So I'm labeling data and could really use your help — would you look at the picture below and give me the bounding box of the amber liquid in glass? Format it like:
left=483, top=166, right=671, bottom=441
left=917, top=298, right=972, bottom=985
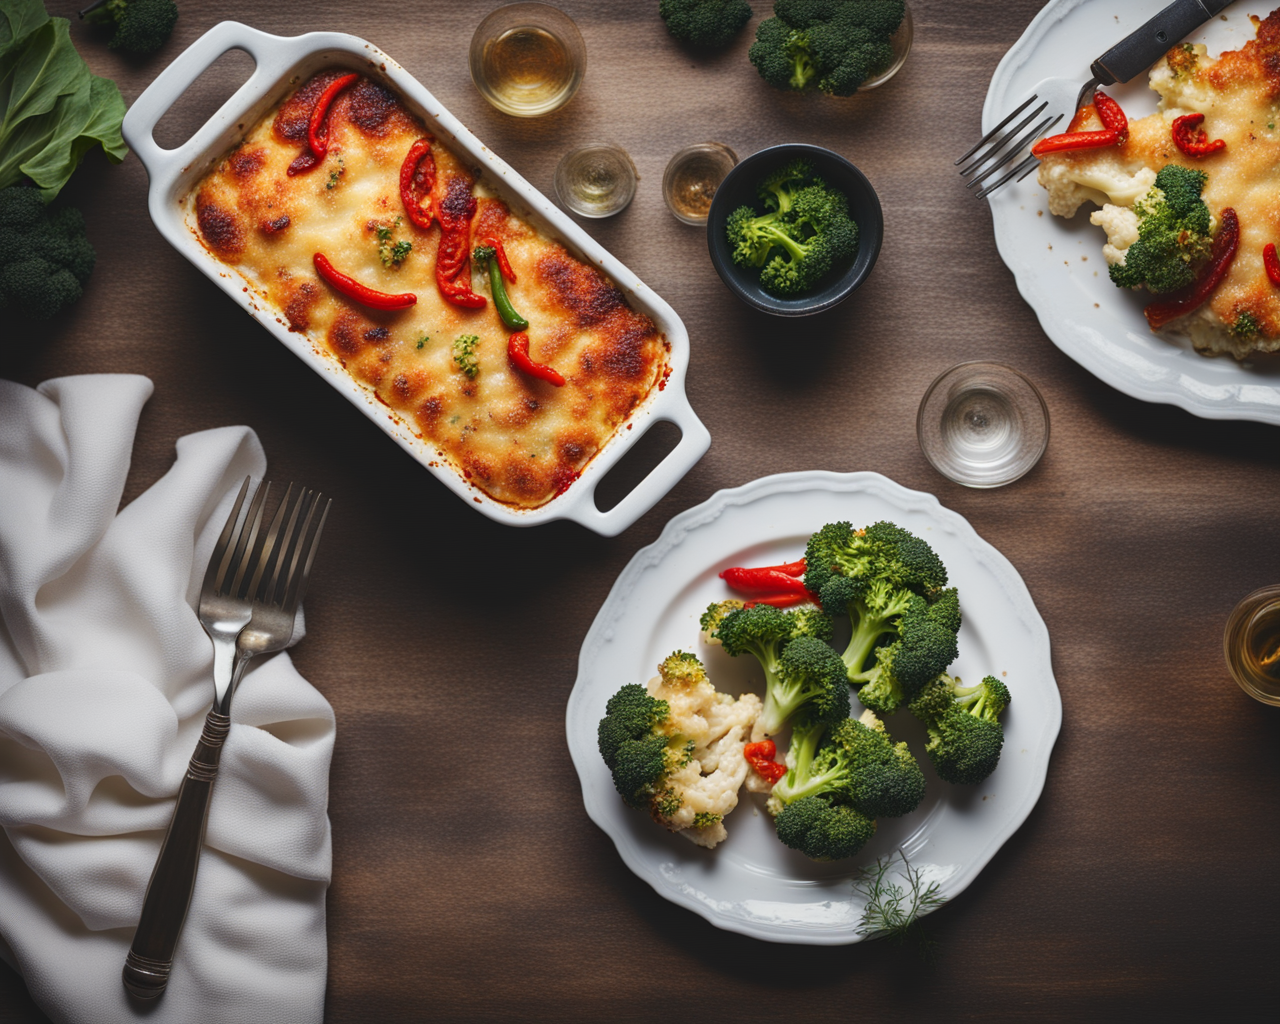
left=1243, top=603, right=1280, bottom=681
left=667, top=155, right=725, bottom=221
left=481, top=27, right=574, bottom=113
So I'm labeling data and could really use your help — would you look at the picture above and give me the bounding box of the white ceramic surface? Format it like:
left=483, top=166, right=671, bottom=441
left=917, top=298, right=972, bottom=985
left=122, top=22, right=709, bottom=536
left=565, top=471, right=1061, bottom=944
left=985, top=0, right=1280, bottom=424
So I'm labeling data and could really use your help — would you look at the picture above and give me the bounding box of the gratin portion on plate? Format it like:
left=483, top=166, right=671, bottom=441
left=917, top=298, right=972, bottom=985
left=190, top=70, right=668, bottom=509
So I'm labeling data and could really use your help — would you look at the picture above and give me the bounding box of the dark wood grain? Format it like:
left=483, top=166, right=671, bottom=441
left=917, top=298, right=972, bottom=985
left=4, top=1, right=1280, bottom=1020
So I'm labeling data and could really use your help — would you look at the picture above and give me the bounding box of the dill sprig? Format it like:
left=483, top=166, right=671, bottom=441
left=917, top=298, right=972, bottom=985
left=852, top=850, right=947, bottom=956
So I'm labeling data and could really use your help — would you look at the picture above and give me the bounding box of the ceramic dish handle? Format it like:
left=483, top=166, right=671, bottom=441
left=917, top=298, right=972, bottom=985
left=123, top=21, right=297, bottom=176
left=559, top=391, right=710, bottom=537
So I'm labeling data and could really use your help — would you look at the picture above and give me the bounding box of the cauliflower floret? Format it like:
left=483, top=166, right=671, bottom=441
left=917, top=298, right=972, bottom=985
left=645, top=658, right=761, bottom=849
left=1089, top=204, right=1141, bottom=266
left=1038, top=157, right=1157, bottom=218
left=1150, top=44, right=1216, bottom=117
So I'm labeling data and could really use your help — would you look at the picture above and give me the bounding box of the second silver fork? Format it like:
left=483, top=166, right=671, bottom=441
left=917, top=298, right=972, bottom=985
left=122, top=479, right=330, bottom=1001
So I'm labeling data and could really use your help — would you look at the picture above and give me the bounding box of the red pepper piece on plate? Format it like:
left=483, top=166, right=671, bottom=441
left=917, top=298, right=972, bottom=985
left=744, top=593, right=810, bottom=609
left=507, top=332, right=565, bottom=386
left=1092, top=90, right=1129, bottom=143
left=313, top=252, right=417, bottom=311
left=1172, top=113, right=1225, bottom=158
left=400, top=138, right=437, bottom=231
left=744, top=740, right=788, bottom=785
left=720, top=566, right=810, bottom=598
left=1264, top=243, right=1280, bottom=287
left=1144, top=207, right=1238, bottom=329
left=435, top=177, right=487, bottom=309
left=1031, top=128, right=1121, bottom=158
left=288, top=72, right=358, bottom=176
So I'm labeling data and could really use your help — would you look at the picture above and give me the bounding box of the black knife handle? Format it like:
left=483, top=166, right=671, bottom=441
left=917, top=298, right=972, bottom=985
left=1091, top=0, right=1234, bottom=85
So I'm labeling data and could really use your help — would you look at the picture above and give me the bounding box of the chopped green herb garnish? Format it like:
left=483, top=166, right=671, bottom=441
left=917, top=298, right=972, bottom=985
left=326, top=157, right=345, bottom=190
left=376, top=217, right=410, bottom=266
left=452, top=334, right=480, bottom=378
left=416, top=335, right=429, bottom=350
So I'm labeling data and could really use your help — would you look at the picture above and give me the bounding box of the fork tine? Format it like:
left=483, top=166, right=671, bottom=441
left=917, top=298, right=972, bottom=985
left=203, top=477, right=251, bottom=595
left=245, top=483, right=294, bottom=601
left=958, top=104, right=1049, bottom=176
left=264, top=488, right=312, bottom=606
left=976, top=152, right=1044, bottom=200
left=228, top=481, right=270, bottom=597
left=282, top=496, right=330, bottom=615
left=965, top=113, right=1061, bottom=189
left=215, top=479, right=265, bottom=595
left=954, top=93, right=1041, bottom=165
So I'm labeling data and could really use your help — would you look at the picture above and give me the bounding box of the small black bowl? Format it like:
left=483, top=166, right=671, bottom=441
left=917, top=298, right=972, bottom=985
left=706, top=143, right=884, bottom=317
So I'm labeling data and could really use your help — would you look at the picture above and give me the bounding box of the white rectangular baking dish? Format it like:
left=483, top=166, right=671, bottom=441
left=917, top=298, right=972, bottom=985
left=122, top=21, right=709, bottom=536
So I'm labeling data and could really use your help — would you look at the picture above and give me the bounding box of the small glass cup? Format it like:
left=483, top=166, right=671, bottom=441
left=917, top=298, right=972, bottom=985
left=554, top=144, right=638, bottom=218
left=917, top=361, right=1049, bottom=488
left=1224, top=585, right=1280, bottom=706
left=662, top=143, right=738, bottom=226
left=860, top=2, right=913, bottom=91
left=469, top=3, right=586, bottom=117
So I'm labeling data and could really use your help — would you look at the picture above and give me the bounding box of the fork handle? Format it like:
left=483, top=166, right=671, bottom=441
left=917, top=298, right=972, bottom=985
left=1091, top=0, right=1233, bottom=86
left=122, top=709, right=231, bottom=1000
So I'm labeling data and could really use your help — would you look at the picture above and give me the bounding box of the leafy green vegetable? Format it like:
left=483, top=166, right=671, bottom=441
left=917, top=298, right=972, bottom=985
left=1, top=0, right=128, bottom=201
left=853, top=851, right=947, bottom=952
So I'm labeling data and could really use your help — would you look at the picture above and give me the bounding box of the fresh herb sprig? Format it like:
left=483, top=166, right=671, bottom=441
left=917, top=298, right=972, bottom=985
left=853, top=851, right=947, bottom=955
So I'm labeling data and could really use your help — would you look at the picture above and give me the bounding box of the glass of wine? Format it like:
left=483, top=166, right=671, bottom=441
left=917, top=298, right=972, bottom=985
left=469, top=3, right=586, bottom=117
left=917, top=361, right=1049, bottom=488
left=1224, top=585, right=1280, bottom=706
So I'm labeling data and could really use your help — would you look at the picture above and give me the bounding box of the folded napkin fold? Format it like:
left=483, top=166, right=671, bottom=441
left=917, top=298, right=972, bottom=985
left=0, top=375, right=334, bottom=1024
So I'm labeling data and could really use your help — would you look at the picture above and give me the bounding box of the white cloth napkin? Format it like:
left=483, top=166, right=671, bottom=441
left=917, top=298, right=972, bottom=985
left=0, top=375, right=334, bottom=1024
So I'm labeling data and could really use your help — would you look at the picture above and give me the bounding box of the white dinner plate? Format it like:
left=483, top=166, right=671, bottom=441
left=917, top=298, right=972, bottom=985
left=565, top=472, right=1061, bottom=944
left=985, top=0, right=1280, bottom=423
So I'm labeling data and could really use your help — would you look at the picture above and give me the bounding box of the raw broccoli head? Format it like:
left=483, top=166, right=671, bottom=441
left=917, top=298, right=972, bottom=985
left=752, top=0, right=905, bottom=94
left=659, top=0, right=753, bottom=50
left=833, top=712, right=926, bottom=819
left=597, top=684, right=683, bottom=808
left=758, top=634, right=850, bottom=735
left=774, top=794, right=876, bottom=860
left=0, top=186, right=95, bottom=321
left=1109, top=164, right=1213, bottom=295
left=908, top=673, right=1010, bottom=785
left=82, top=0, right=178, bottom=57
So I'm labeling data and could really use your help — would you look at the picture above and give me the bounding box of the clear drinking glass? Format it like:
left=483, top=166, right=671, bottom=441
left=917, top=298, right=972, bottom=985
left=554, top=144, right=638, bottom=218
left=662, top=143, right=738, bottom=226
left=1224, top=585, right=1280, bottom=706
left=469, top=3, right=586, bottom=117
left=859, top=2, right=913, bottom=90
left=917, top=361, right=1049, bottom=488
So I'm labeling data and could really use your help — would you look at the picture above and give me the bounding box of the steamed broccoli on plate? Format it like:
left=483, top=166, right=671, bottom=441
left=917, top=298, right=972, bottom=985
left=1100, top=164, right=1213, bottom=295
left=597, top=651, right=761, bottom=849
left=908, top=673, right=1011, bottom=785
left=749, top=0, right=906, bottom=96
left=659, top=0, right=753, bottom=50
left=724, top=159, right=859, bottom=297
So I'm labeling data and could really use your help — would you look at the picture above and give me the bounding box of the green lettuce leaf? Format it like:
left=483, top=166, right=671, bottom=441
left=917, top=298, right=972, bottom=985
left=0, top=0, right=127, bottom=200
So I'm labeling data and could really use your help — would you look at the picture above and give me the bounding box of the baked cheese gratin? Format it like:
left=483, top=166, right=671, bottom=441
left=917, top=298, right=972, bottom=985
left=190, top=70, right=668, bottom=507
left=1037, top=10, right=1280, bottom=359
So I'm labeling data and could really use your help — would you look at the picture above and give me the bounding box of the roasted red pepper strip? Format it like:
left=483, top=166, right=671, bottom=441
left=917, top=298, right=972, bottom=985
left=479, top=236, right=516, bottom=283
left=1092, top=91, right=1128, bottom=143
left=1031, top=128, right=1121, bottom=157
left=399, top=138, right=437, bottom=231
left=288, top=73, right=358, bottom=176
left=720, top=566, right=810, bottom=598
left=744, top=740, right=787, bottom=784
left=1145, top=207, right=1238, bottom=329
left=507, top=332, right=565, bottom=386
left=744, top=593, right=809, bottom=609
left=1172, top=113, right=1225, bottom=158
left=435, top=177, right=487, bottom=309
left=759, top=558, right=806, bottom=577
left=1265, top=243, right=1280, bottom=286
left=313, top=252, right=416, bottom=311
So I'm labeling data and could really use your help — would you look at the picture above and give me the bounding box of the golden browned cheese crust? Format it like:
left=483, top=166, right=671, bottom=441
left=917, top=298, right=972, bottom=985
left=190, top=71, right=667, bottom=506
left=1037, top=10, right=1280, bottom=357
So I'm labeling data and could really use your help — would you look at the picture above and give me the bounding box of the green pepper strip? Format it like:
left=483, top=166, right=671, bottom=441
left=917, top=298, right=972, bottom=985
left=473, top=245, right=528, bottom=330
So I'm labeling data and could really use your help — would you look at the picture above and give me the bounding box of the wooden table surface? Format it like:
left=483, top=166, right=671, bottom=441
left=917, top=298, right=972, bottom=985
left=3, top=1, right=1279, bottom=1020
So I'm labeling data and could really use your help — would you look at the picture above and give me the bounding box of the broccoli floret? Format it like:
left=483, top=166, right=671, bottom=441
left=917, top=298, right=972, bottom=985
left=1232, top=310, right=1261, bottom=339
left=0, top=186, right=95, bottom=321
left=1109, top=165, right=1213, bottom=295
left=855, top=588, right=961, bottom=715
left=452, top=334, right=480, bottom=378
left=804, top=520, right=948, bottom=601
left=908, top=673, right=1010, bottom=785
left=81, top=0, right=178, bottom=57
left=759, top=159, right=812, bottom=213
left=597, top=684, right=682, bottom=808
left=699, top=598, right=745, bottom=644
left=774, top=795, right=876, bottom=860
left=659, top=0, right=753, bottom=49
left=842, top=709, right=926, bottom=818
left=751, top=1, right=905, bottom=95
left=759, top=634, right=850, bottom=736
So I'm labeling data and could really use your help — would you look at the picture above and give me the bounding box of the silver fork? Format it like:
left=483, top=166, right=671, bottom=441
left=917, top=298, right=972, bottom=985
left=959, top=0, right=1233, bottom=199
left=122, top=479, right=331, bottom=1001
